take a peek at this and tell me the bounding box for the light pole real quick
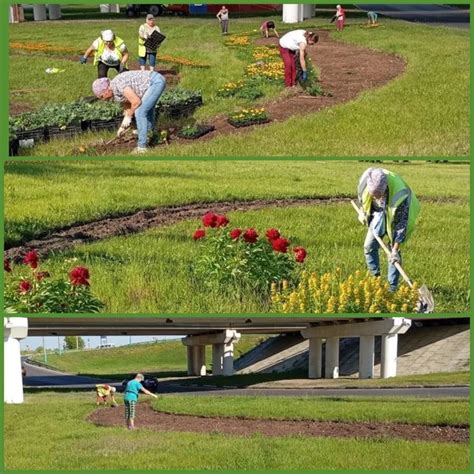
[42,336,47,364]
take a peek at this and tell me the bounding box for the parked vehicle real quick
[121,375,159,393]
[125,4,189,17]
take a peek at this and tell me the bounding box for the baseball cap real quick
[146,14,155,21]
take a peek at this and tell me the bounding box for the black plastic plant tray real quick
[177,124,215,139]
[47,123,83,140]
[9,139,19,156]
[88,116,122,132]
[228,118,271,128]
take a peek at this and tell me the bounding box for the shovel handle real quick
[350,200,414,289]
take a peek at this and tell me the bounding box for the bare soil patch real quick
[5,195,460,259]
[88,403,469,443]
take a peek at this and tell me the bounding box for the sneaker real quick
[131,147,147,155]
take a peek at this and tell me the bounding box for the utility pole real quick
[42,336,47,364]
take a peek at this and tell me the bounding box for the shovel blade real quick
[416,285,435,313]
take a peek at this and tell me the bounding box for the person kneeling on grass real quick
[96,384,118,407]
[124,373,158,430]
[92,70,166,154]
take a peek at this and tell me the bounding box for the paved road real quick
[357,4,470,28]
[23,361,468,398]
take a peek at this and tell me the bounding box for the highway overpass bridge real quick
[5,316,415,403]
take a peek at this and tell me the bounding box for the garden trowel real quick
[350,199,434,313]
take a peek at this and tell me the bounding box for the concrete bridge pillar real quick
[325,336,340,378]
[283,4,304,23]
[183,330,241,377]
[47,4,62,20]
[359,335,375,379]
[308,337,323,378]
[381,334,398,378]
[303,4,315,19]
[33,4,47,21]
[9,5,25,23]
[4,318,28,404]
[100,4,120,14]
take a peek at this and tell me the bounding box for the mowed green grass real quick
[10,17,469,157]
[4,392,470,470]
[4,160,469,246]
[29,336,266,377]
[5,161,469,313]
[40,201,469,313]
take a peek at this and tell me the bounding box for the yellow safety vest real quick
[359,169,420,244]
[94,36,127,67]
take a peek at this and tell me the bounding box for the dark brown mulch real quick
[4,197,350,259]
[88,403,469,443]
[5,195,461,259]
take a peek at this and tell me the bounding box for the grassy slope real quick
[4,161,469,245]
[11,18,469,157]
[4,393,469,470]
[29,335,266,376]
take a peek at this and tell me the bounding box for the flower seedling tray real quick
[9,139,19,156]
[47,123,84,140]
[228,118,271,128]
[88,116,123,132]
[16,127,47,147]
[177,124,215,140]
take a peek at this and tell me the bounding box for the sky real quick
[21,335,180,351]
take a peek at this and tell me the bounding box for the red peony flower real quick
[193,229,206,240]
[266,228,280,242]
[271,237,290,253]
[4,258,11,273]
[23,250,39,269]
[69,266,90,286]
[230,228,242,240]
[19,280,32,294]
[294,246,307,263]
[216,215,230,227]
[202,212,218,228]
[243,228,258,243]
[35,271,50,281]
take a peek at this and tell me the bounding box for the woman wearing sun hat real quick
[80,29,129,78]
[92,70,166,154]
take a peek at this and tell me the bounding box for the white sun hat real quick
[101,29,115,41]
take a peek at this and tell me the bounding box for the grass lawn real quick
[4,161,469,314]
[4,392,470,470]
[9,16,469,157]
[29,335,267,378]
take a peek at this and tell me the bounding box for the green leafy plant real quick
[4,251,104,313]
[192,213,306,296]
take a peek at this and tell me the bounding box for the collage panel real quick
[4,160,469,315]
[4,2,471,473]
[8,3,469,157]
[4,315,470,470]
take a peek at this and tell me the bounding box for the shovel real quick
[350,200,434,313]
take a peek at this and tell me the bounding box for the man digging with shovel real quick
[352,168,434,312]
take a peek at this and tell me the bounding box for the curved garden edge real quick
[87,403,469,443]
[5,195,461,259]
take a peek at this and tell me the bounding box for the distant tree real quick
[35,346,44,354]
[64,336,85,350]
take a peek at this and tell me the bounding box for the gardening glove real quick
[389,248,401,264]
[117,115,133,137]
[80,56,88,64]
[119,63,126,73]
[357,212,368,226]
[301,71,308,82]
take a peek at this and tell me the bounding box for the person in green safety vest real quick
[357,168,420,291]
[80,29,129,79]
[138,14,162,72]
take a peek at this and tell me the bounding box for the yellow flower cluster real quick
[217,80,245,95]
[225,36,250,46]
[252,46,279,61]
[229,107,267,121]
[246,61,284,80]
[271,270,419,314]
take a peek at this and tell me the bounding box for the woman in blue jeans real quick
[92,70,166,154]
